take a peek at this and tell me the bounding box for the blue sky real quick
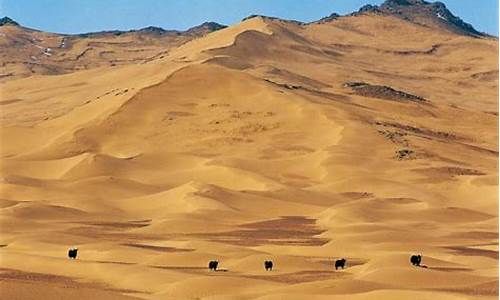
[1,0,498,35]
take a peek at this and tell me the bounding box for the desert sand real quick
[0,2,498,300]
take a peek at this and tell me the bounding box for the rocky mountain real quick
[0,17,226,80]
[0,1,491,81]
[186,21,227,35]
[77,22,227,37]
[0,16,19,26]
[316,12,341,23]
[0,4,498,299]
[353,0,486,37]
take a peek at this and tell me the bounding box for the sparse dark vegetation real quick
[344,81,428,103]
[395,149,416,160]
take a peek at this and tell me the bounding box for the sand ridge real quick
[0,8,498,300]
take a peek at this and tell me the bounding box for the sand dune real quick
[0,2,498,299]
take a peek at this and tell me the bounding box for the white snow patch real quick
[436,13,447,21]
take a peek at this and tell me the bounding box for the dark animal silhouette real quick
[208,260,218,271]
[68,248,78,259]
[335,258,346,270]
[264,260,273,271]
[410,255,422,266]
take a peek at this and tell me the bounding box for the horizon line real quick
[2,12,497,38]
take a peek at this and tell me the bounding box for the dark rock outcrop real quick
[316,13,341,23]
[137,26,169,34]
[350,0,486,37]
[185,22,227,35]
[357,4,383,14]
[344,82,428,103]
[396,149,416,160]
[0,16,19,26]
[76,22,226,38]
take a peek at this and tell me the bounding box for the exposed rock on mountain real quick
[355,0,486,37]
[0,16,19,26]
[0,4,497,300]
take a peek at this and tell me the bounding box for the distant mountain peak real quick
[137,26,168,34]
[74,21,226,38]
[189,22,226,32]
[241,15,278,22]
[352,0,485,37]
[0,16,19,26]
[317,13,341,23]
[381,0,428,7]
[185,22,227,36]
[357,4,382,14]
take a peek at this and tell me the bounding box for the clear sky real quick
[1,0,498,36]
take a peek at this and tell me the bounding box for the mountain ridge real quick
[0,1,490,37]
[0,1,497,299]
[0,1,495,81]
[0,16,227,37]
[376,0,487,37]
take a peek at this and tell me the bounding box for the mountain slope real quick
[0,18,226,80]
[0,2,498,300]
[355,0,487,37]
